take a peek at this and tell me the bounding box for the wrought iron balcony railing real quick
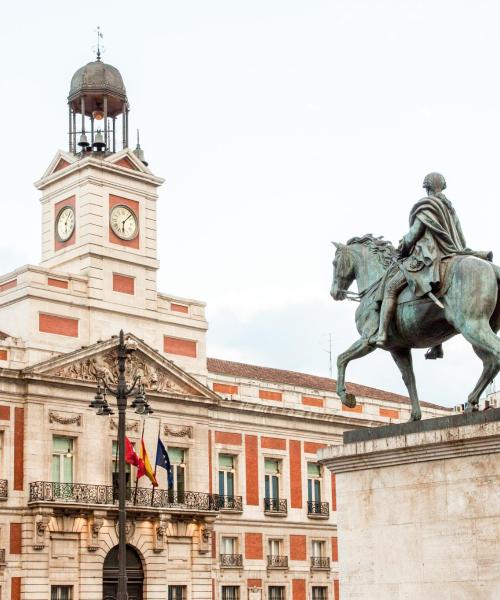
[267,555,288,569]
[264,497,287,514]
[220,553,243,568]
[311,556,330,570]
[29,482,219,512]
[0,480,7,500]
[307,500,329,518]
[215,495,243,511]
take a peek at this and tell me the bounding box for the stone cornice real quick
[319,419,500,473]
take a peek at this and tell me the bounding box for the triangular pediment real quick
[40,150,77,179]
[24,334,220,402]
[106,148,152,175]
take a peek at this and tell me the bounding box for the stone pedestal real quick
[319,408,500,600]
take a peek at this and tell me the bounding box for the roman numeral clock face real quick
[56,206,75,242]
[110,205,139,240]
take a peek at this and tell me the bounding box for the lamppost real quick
[89,330,153,600]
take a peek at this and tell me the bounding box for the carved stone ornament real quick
[33,513,51,550]
[87,515,104,552]
[109,419,139,433]
[249,588,262,600]
[48,348,194,396]
[49,411,82,426]
[164,424,193,438]
[153,517,169,553]
[114,518,135,542]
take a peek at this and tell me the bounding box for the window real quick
[268,538,282,557]
[312,587,328,600]
[221,587,240,600]
[269,586,285,600]
[307,462,322,504]
[311,540,325,557]
[221,536,237,554]
[168,447,186,493]
[265,458,281,500]
[52,436,74,483]
[218,454,235,497]
[112,440,131,500]
[168,585,187,600]
[51,586,73,600]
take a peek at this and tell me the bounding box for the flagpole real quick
[151,419,161,507]
[134,418,146,506]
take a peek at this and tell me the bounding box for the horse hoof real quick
[409,412,421,422]
[343,393,357,408]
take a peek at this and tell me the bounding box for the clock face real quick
[110,205,139,240]
[56,206,75,242]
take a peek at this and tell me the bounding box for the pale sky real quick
[1,1,500,407]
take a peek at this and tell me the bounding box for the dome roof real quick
[68,60,128,118]
[69,60,126,99]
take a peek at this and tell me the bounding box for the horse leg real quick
[455,321,500,411]
[337,338,375,408]
[464,345,500,412]
[390,348,421,421]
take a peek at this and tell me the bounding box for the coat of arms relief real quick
[48,349,193,396]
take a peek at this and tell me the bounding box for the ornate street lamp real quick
[90,330,153,600]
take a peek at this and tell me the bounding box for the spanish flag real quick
[139,437,158,487]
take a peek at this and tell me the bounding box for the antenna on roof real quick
[323,333,334,378]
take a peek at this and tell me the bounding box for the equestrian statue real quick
[330,172,500,420]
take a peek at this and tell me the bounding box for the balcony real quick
[220,553,243,568]
[0,480,7,500]
[267,555,288,569]
[307,500,329,519]
[264,497,287,516]
[29,482,219,515]
[311,556,330,570]
[216,495,243,512]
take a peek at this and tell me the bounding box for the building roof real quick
[207,357,451,411]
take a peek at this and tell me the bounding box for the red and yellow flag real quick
[139,437,158,487]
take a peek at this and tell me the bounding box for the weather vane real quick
[93,26,105,61]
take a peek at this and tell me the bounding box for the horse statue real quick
[330,234,500,420]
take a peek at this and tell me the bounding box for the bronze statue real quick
[330,173,500,420]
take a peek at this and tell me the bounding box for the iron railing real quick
[264,497,287,514]
[307,501,329,517]
[267,555,288,568]
[0,548,5,564]
[311,556,330,569]
[216,495,243,511]
[0,480,7,499]
[29,482,219,511]
[220,553,243,568]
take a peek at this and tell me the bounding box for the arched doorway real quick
[103,544,144,600]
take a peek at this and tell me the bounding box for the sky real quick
[1,0,500,407]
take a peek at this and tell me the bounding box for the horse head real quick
[330,242,355,300]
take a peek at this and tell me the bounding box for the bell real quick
[78,133,89,148]
[93,130,106,151]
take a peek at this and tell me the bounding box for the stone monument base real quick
[319,408,500,600]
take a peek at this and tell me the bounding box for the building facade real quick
[0,56,450,600]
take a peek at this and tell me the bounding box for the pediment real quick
[105,149,152,175]
[41,150,77,179]
[24,334,219,402]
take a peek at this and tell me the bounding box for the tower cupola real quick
[67,56,129,155]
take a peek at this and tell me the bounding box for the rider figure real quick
[371,172,467,350]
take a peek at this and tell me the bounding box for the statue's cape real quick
[403,195,466,297]
[408,195,466,256]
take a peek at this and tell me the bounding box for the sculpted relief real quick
[48,349,193,396]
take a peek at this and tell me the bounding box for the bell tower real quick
[35,53,164,309]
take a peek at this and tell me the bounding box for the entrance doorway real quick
[103,544,144,600]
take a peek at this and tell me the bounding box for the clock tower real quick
[36,57,164,309]
[0,54,208,376]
